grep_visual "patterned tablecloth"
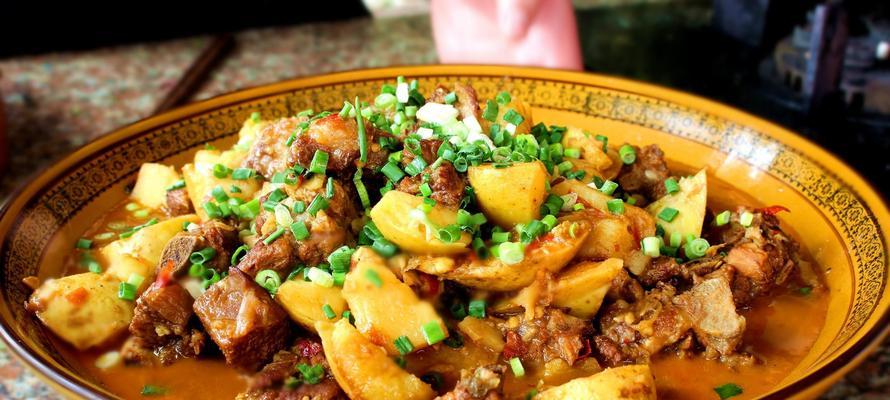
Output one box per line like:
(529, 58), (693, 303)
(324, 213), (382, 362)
(0, 14), (886, 400)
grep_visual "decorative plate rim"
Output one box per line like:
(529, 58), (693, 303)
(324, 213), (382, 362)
(0, 65), (887, 400)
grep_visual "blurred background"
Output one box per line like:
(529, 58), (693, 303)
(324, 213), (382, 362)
(0, 0), (888, 398)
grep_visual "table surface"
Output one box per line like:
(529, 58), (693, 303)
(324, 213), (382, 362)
(0, 13), (888, 400)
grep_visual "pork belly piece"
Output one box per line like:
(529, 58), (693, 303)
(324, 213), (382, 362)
(193, 268), (290, 371)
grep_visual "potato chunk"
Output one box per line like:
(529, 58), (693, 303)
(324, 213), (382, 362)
(646, 169), (707, 240)
(552, 259), (624, 318)
(415, 220), (591, 291)
(537, 364), (657, 400)
(183, 149), (261, 220)
(130, 163), (181, 210)
(342, 248), (447, 354)
(27, 273), (134, 350)
(561, 127), (614, 172)
(316, 319), (435, 400)
(468, 161), (548, 228)
(275, 279), (347, 332)
(369, 190), (470, 255)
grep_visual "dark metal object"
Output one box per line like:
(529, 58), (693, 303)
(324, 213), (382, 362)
(153, 34), (234, 114)
(803, 3), (849, 111)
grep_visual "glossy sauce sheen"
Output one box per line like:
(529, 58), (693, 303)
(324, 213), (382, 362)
(63, 174), (828, 399)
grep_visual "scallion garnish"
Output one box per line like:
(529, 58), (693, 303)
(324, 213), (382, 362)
(380, 162), (405, 182)
(684, 238), (710, 260)
(307, 267), (334, 288)
(715, 210), (731, 226)
(421, 321), (446, 345)
(355, 97), (368, 163)
(322, 304), (336, 320)
(118, 282), (137, 301)
(364, 269), (383, 288)
(599, 180), (619, 195)
(714, 383), (743, 399)
(307, 195), (329, 217)
(231, 168), (256, 180)
(394, 335), (414, 355)
(642, 236), (662, 257)
(664, 178), (680, 195)
(468, 300), (486, 319)
(263, 227), (287, 245)
(619, 144), (637, 164)
(739, 211), (754, 227)
(189, 247), (217, 264)
(509, 357), (525, 377)
(290, 221), (310, 241)
(212, 163), (232, 179)
(165, 180), (186, 191)
(309, 150), (329, 175)
(606, 198), (625, 215)
(658, 207), (680, 222)
(75, 238), (92, 250)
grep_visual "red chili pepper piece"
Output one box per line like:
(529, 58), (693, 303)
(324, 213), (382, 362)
(760, 205), (790, 216)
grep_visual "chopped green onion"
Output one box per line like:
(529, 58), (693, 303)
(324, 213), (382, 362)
(618, 144), (637, 164)
(437, 224), (462, 243)
(188, 263), (207, 278)
(127, 273), (145, 288)
(94, 232), (116, 241)
(714, 210), (731, 226)
(250, 111), (262, 122)
(380, 162), (405, 182)
(468, 300), (486, 319)
(118, 282), (137, 301)
(309, 150), (329, 175)
(573, 203), (584, 211)
(405, 105), (418, 117)
(328, 246), (355, 273)
(421, 321), (446, 345)
(685, 238), (710, 260)
(339, 101), (354, 118)
(293, 201), (306, 214)
(189, 247), (217, 264)
(322, 304), (336, 319)
(254, 269), (281, 295)
(472, 237), (488, 259)
(230, 185), (242, 193)
(325, 177), (335, 199)
(404, 157), (427, 177)
(496, 242), (525, 265)
(290, 221), (310, 241)
(594, 134), (608, 152)
(520, 220), (546, 244)
(509, 357), (525, 377)
(419, 183), (433, 197)
(394, 336), (414, 355)
(496, 91), (512, 105)
(607, 198), (625, 215)
(76, 238), (92, 250)
(364, 269), (383, 288)
(642, 237), (661, 257)
(599, 180), (618, 195)
(165, 180), (186, 191)
(212, 164), (232, 179)
(125, 203), (141, 212)
(557, 160), (573, 174)
(353, 170), (371, 209)
(564, 148), (581, 158)
(203, 202), (222, 219)
(444, 91), (457, 104)
(297, 363), (325, 385)
(232, 168), (256, 180)
(140, 384), (167, 396)
(739, 211), (754, 227)
(211, 186), (229, 202)
(263, 227), (287, 245)
(231, 245), (249, 266)
(482, 100), (499, 122)
(664, 178), (680, 195)
(375, 93), (397, 109)
(355, 97), (368, 163)
(658, 207), (680, 222)
(307, 267), (334, 288)
(714, 383), (743, 399)
(491, 231), (510, 243)
(239, 199), (261, 219)
(371, 238), (398, 257)
(307, 195), (329, 217)
(670, 232), (682, 248)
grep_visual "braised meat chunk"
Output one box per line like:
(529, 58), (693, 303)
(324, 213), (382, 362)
(616, 144), (671, 201)
(193, 268), (290, 371)
(674, 272), (746, 358)
(427, 83), (481, 121)
(397, 162), (466, 208)
(290, 114), (389, 175)
(157, 220), (239, 276)
(500, 308), (591, 366)
(435, 365), (505, 400)
(164, 188), (193, 216)
(244, 116), (304, 178)
(237, 338), (344, 400)
(126, 281), (205, 364)
(235, 235), (299, 279)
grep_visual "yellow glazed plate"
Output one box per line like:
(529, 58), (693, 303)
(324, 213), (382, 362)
(0, 65), (887, 399)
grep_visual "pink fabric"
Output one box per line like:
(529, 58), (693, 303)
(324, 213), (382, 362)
(431, 0), (583, 70)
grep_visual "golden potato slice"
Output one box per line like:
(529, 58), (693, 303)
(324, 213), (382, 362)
(562, 127), (614, 172)
(183, 149), (261, 221)
(457, 317), (505, 353)
(99, 241), (152, 293)
(275, 279), (347, 332)
(646, 169), (707, 241)
(369, 190), (471, 255)
(130, 163), (181, 210)
(537, 364), (657, 400)
(113, 214), (199, 268)
(418, 220), (591, 291)
(27, 273), (134, 350)
(468, 161), (549, 228)
(552, 259), (624, 318)
(343, 248), (447, 354)
(316, 319), (435, 400)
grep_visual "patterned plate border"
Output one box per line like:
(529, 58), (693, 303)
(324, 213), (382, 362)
(0, 66), (886, 399)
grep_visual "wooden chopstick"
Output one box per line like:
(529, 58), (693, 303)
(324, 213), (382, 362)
(153, 33), (234, 114)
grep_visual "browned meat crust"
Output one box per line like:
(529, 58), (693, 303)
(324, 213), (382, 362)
(290, 114), (389, 176)
(434, 365), (505, 400)
(126, 282), (205, 365)
(427, 83), (481, 121)
(235, 236), (299, 279)
(397, 162), (466, 208)
(499, 308), (590, 366)
(237, 338), (345, 400)
(164, 188), (193, 216)
(616, 144), (671, 201)
(244, 117), (304, 178)
(157, 221), (239, 276)
(193, 268), (290, 371)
